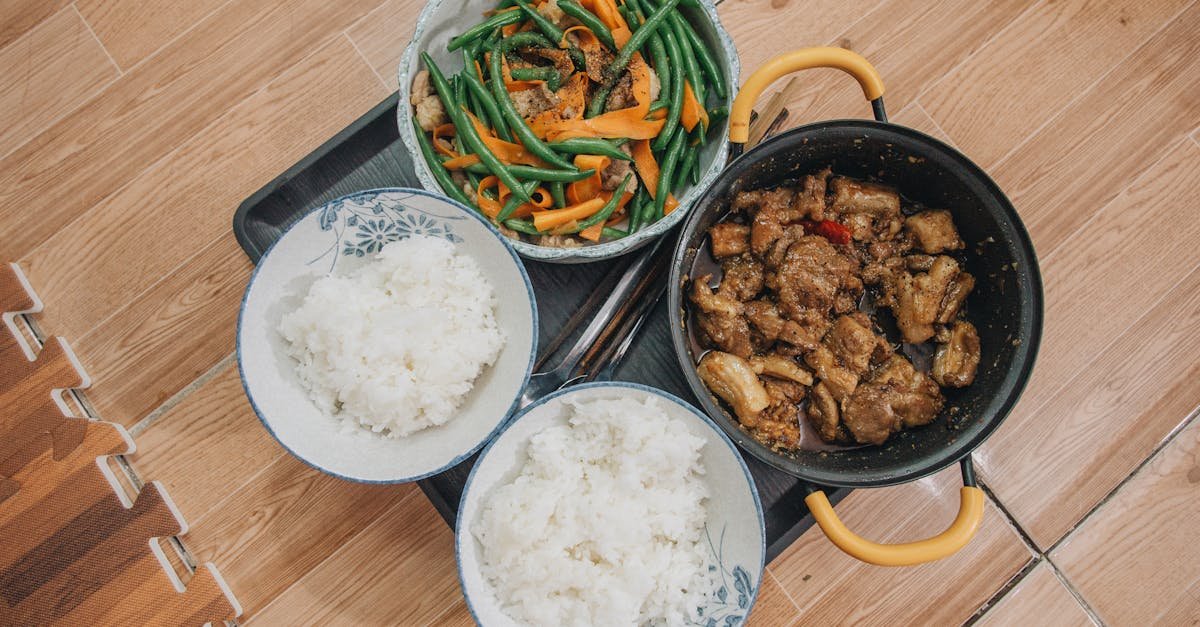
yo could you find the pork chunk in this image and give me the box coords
[796,168,831,220]
[906,210,964,253]
[690,278,753,358]
[769,235,862,324]
[410,70,447,132]
[803,345,858,401]
[719,255,765,302]
[807,382,846,444]
[697,351,770,428]
[709,223,751,258]
[823,314,883,375]
[841,355,944,444]
[894,256,960,343]
[933,321,981,387]
[829,177,901,216]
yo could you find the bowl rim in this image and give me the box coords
[668,119,1045,488]
[454,380,767,624]
[397,0,741,263]
[236,186,539,484]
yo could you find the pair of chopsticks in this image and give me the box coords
[525,240,671,403]
[747,76,800,147]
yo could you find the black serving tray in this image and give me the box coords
[233,93,845,562]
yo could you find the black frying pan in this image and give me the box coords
[668,48,1043,565]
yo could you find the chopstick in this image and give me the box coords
[747,76,799,147]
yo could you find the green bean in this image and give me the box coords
[571,175,631,232]
[654,127,686,219]
[462,51,513,142]
[646,28,672,111]
[652,27,684,151]
[503,218,542,235]
[498,180,541,221]
[628,187,649,232]
[647,100,667,114]
[423,53,532,203]
[448,11,524,51]
[547,138,631,161]
[588,0,680,117]
[558,0,616,50]
[412,118,475,209]
[667,12,704,105]
[502,31,555,51]
[512,0,565,44]
[606,0,679,82]
[550,181,567,208]
[509,66,562,91]
[487,40,578,171]
[673,8,727,99]
[680,137,699,185]
[602,226,628,239]
[636,189,657,231]
[463,163,597,182]
[466,169,484,195]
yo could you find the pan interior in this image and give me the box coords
[670,121,1043,488]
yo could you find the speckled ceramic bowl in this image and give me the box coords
[456,382,765,625]
[398,0,740,263]
[237,188,537,483]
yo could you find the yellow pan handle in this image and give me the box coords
[805,484,984,567]
[729,47,886,144]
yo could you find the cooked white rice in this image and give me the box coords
[474,396,713,626]
[278,235,504,437]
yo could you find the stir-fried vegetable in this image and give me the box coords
[413,0,726,246]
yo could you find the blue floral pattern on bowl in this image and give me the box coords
[309,190,466,271]
[693,524,753,626]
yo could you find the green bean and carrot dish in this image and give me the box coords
[411,0,728,247]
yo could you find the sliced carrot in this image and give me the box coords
[582,0,628,33]
[680,80,709,133]
[461,110,549,167]
[532,198,606,231]
[579,190,633,240]
[476,176,504,218]
[630,138,679,213]
[432,123,458,157]
[442,153,481,169]
[566,154,611,204]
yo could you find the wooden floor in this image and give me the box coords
[2,0,1198,623]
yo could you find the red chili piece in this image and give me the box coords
[800,219,853,245]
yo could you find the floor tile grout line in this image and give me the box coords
[249,486,423,618]
[962,556,1043,626]
[129,351,237,437]
[343,31,390,91]
[913,101,955,145]
[764,566,803,618]
[982,0,1199,172]
[71,3,123,75]
[1043,405,1200,556]
[1041,556,1106,626]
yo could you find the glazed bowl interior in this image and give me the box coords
[238,188,537,483]
[670,121,1043,488]
[456,382,765,625]
[398,0,740,263]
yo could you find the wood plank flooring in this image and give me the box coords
[2,0,1198,623]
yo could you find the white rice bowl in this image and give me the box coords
[458,383,765,627]
[279,235,504,438]
[237,188,536,483]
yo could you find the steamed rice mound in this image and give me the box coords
[278,235,504,437]
[474,396,713,626]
